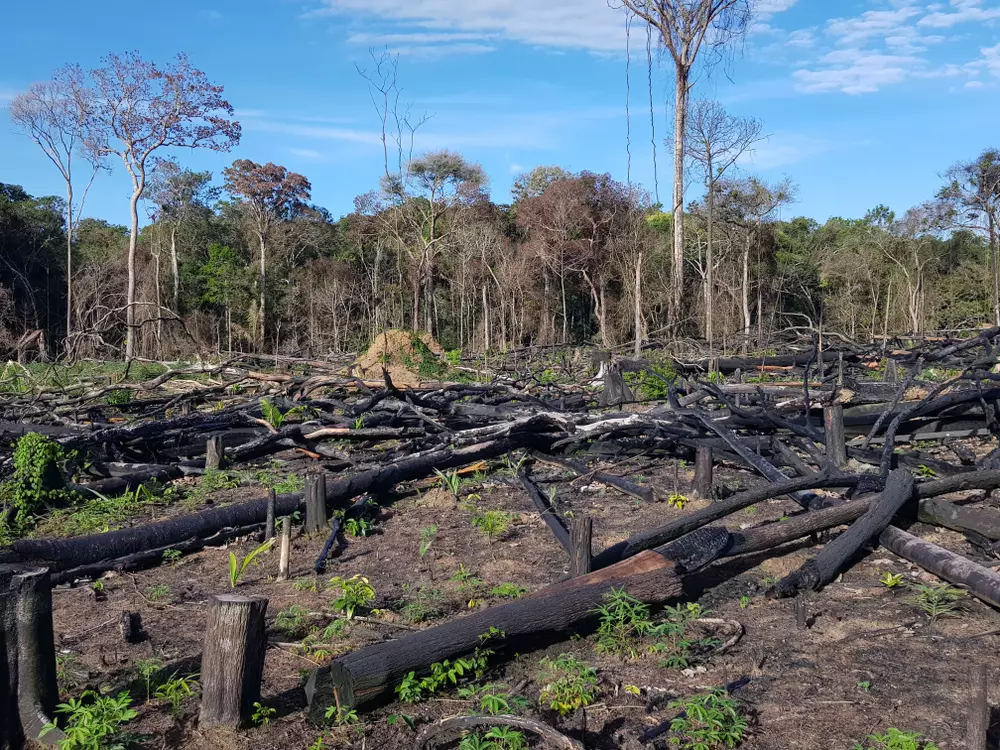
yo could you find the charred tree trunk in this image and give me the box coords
[772,469,914,597]
[304,473,328,535]
[570,516,593,578]
[205,436,225,471]
[824,405,847,469]
[199,594,269,729]
[0,566,63,750]
[694,446,713,499]
[306,550,683,713]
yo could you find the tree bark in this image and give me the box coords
[570,516,593,577]
[257,232,267,351]
[694,446,713,499]
[65,183,73,344]
[671,66,688,324]
[205,436,225,471]
[634,248,643,356]
[824,404,847,469]
[199,594,268,728]
[170,223,179,313]
[304,473,328,535]
[126,189,140,361]
[966,664,988,750]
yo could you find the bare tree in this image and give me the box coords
[685,99,762,346]
[223,160,312,350]
[615,0,755,325]
[83,51,240,360]
[9,67,105,345]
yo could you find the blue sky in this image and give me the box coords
[2,0,1000,226]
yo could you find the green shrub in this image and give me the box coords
[327,575,376,619]
[0,432,72,535]
[593,587,651,659]
[537,654,599,716]
[41,690,138,750]
[852,728,939,750]
[666,689,747,749]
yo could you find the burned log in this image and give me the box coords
[591,471,861,570]
[2,437,534,573]
[772,469,915,598]
[518,468,570,553]
[879,525,1000,609]
[531,453,656,504]
[305,529,728,714]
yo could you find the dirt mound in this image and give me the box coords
[353,329,447,386]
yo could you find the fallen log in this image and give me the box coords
[1,437,534,573]
[879,525,1000,609]
[530,452,656,503]
[518,468,570,553]
[772,469,915,597]
[591,471,861,570]
[918,497,1000,540]
[305,527,728,714]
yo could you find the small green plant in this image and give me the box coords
[471,510,513,543]
[387,713,416,730]
[738,596,750,609]
[880,572,905,589]
[460,727,530,750]
[324,705,359,726]
[395,630,500,702]
[592,587,651,659]
[228,538,274,588]
[106,388,133,406]
[327,574,376,619]
[434,468,462,498]
[460,683,531,715]
[857,681,872,692]
[154,672,199,717]
[490,583,526,599]
[252,701,277,727]
[292,576,319,592]
[41,690,138,750]
[649,603,719,669]
[537,654,599,716]
[915,464,938,478]
[56,653,82,694]
[145,584,172,603]
[400,585,444,623]
[259,398,309,429]
[275,604,314,638]
[161,549,182,566]
[451,563,482,589]
[667,492,688,509]
[91,580,105,593]
[666,689,747,749]
[343,517,374,537]
[912,583,965,622]
[851,728,939,750]
[419,525,438,557]
[135,657,164,701]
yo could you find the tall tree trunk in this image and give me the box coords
[560,271,568,344]
[482,285,490,351]
[705,166,715,347]
[257,232,267,352]
[741,235,751,339]
[65,183,73,346]
[170,224,179,313]
[126,189,140,361]
[154,249,162,356]
[633,249,643,356]
[671,66,689,327]
[411,264,420,332]
[990,211,999,326]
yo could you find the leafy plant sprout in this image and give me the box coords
[228,538,274,587]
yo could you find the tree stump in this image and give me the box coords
[966,664,988,750]
[304,473,328,535]
[823,405,847,469]
[199,594,269,729]
[570,516,592,577]
[694,446,714,499]
[264,489,276,541]
[0,566,64,750]
[277,518,290,582]
[205,436,225,471]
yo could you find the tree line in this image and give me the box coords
[2,45,999,361]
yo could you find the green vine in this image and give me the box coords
[1,432,72,536]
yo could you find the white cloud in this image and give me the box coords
[288,147,327,160]
[737,132,832,170]
[919,0,1000,27]
[308,0,799,55]
[794,50,919,93]
[388,43,497,58]
[244,120,385,146]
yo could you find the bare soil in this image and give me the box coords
[50,443,1000,750]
